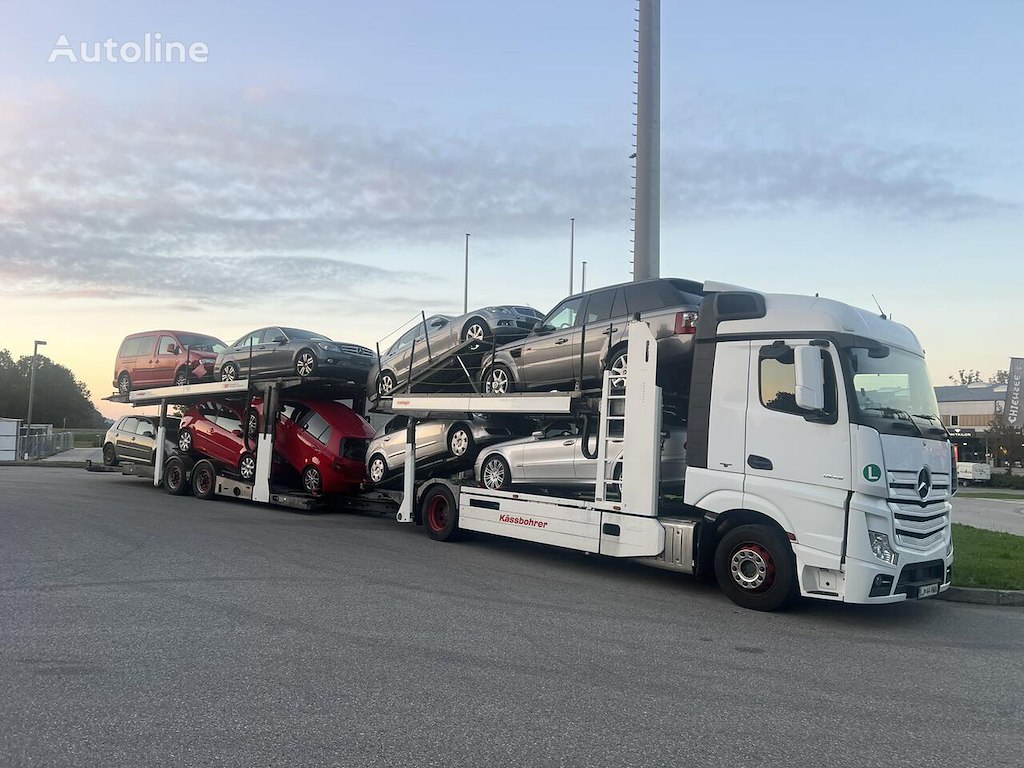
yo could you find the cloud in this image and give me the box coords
[0,95,1014,303]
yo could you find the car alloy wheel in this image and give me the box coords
[178,430,193,453]
[303,466,322,493]
[221,363,238,382]
[378,372,397,398]
[486,366,511,395]
[239,453,256,482]
[482,455,510,490]
[174,369,189,387]
[117,373,131,395]
[608,352,628,389]
[295,350,317,378]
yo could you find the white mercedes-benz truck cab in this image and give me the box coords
[686,289,953,608]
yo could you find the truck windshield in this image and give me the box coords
[843,345,946,441]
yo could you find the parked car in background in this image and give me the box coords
[216,327,374,387]
[102,415,181,466]
[370,306,542,398]
[365,414,528,485]
[481,278,704,395]
[113,330,227,394]
[474,415,687,492]
[178,400,254,480]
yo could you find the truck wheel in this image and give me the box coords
[423,484,461,541]
[191,459,217,501]
[164,456,190,496]
[714,524,796,611]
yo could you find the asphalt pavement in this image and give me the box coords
[952,495,1024,536]
[1,466,1023,768]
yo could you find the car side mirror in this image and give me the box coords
[531,430,544,440]
[142,430,155,439]
[430,320,445,328]
[271,336,286,344]
[794,346,826,412]
[166,343,179,354]
[533,321,553,334]
[232,429,243,437]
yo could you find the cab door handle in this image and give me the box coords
[555,338,568,345]
[563,440,575,446]
[747,454,773,471]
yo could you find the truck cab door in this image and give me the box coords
[744,341,851,560]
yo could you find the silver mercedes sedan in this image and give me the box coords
[473,417,687,492]
[369,306,543,399]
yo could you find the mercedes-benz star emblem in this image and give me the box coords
[917,466,932,499]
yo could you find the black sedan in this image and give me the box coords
[215,326,374,386]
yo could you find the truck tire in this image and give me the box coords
[191,459,217,501]
[164,456,190,496]
[714,524,797,611]
[422,484,461,542]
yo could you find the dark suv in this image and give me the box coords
[481,278,703,394]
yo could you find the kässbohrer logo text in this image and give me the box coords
[499,514,548,529]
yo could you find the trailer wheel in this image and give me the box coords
[191,459,217,501]
[164,456,190,496]
[714,524,796,612]
[102,443,119,466]
[423,484,460,541]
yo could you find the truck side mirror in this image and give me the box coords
[794,346,826,412]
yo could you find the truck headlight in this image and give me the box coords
[868,531,899,566]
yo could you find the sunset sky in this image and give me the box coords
[1,1,1021,421]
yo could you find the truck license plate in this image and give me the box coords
[918,583,939,599]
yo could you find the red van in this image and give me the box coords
[113,330,227,394]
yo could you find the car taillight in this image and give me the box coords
[674,311,698,334]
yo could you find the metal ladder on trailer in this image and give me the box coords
[594,372,627,502]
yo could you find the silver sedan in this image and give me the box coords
[365,414,525,485]
[474,419,687,492]
[369,306,543,398]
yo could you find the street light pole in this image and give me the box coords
[569,218,575,295]
[24,339,46,458]
[581,261,587,292]
[464,233,470,314]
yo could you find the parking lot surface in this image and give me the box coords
[2,467,1023,768]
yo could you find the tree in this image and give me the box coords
[0,351,105,428]
[987,415,1024,472]
[991,370,1010,385]
[949,369,984,385]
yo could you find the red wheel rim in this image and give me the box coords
[729,542,776,592]
[427,496,450,532]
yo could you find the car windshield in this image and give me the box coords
[175,333,227,353]
[843,345,945,440]
[513,306,543,318]
[281,328,331,342]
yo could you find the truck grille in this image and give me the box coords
[887,468,950,504]
[891,500,950,550]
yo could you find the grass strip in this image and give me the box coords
[952,523,1024,591]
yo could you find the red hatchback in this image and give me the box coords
[179,397,374,495]
[178,400,254,481]
[269,398,375,494]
